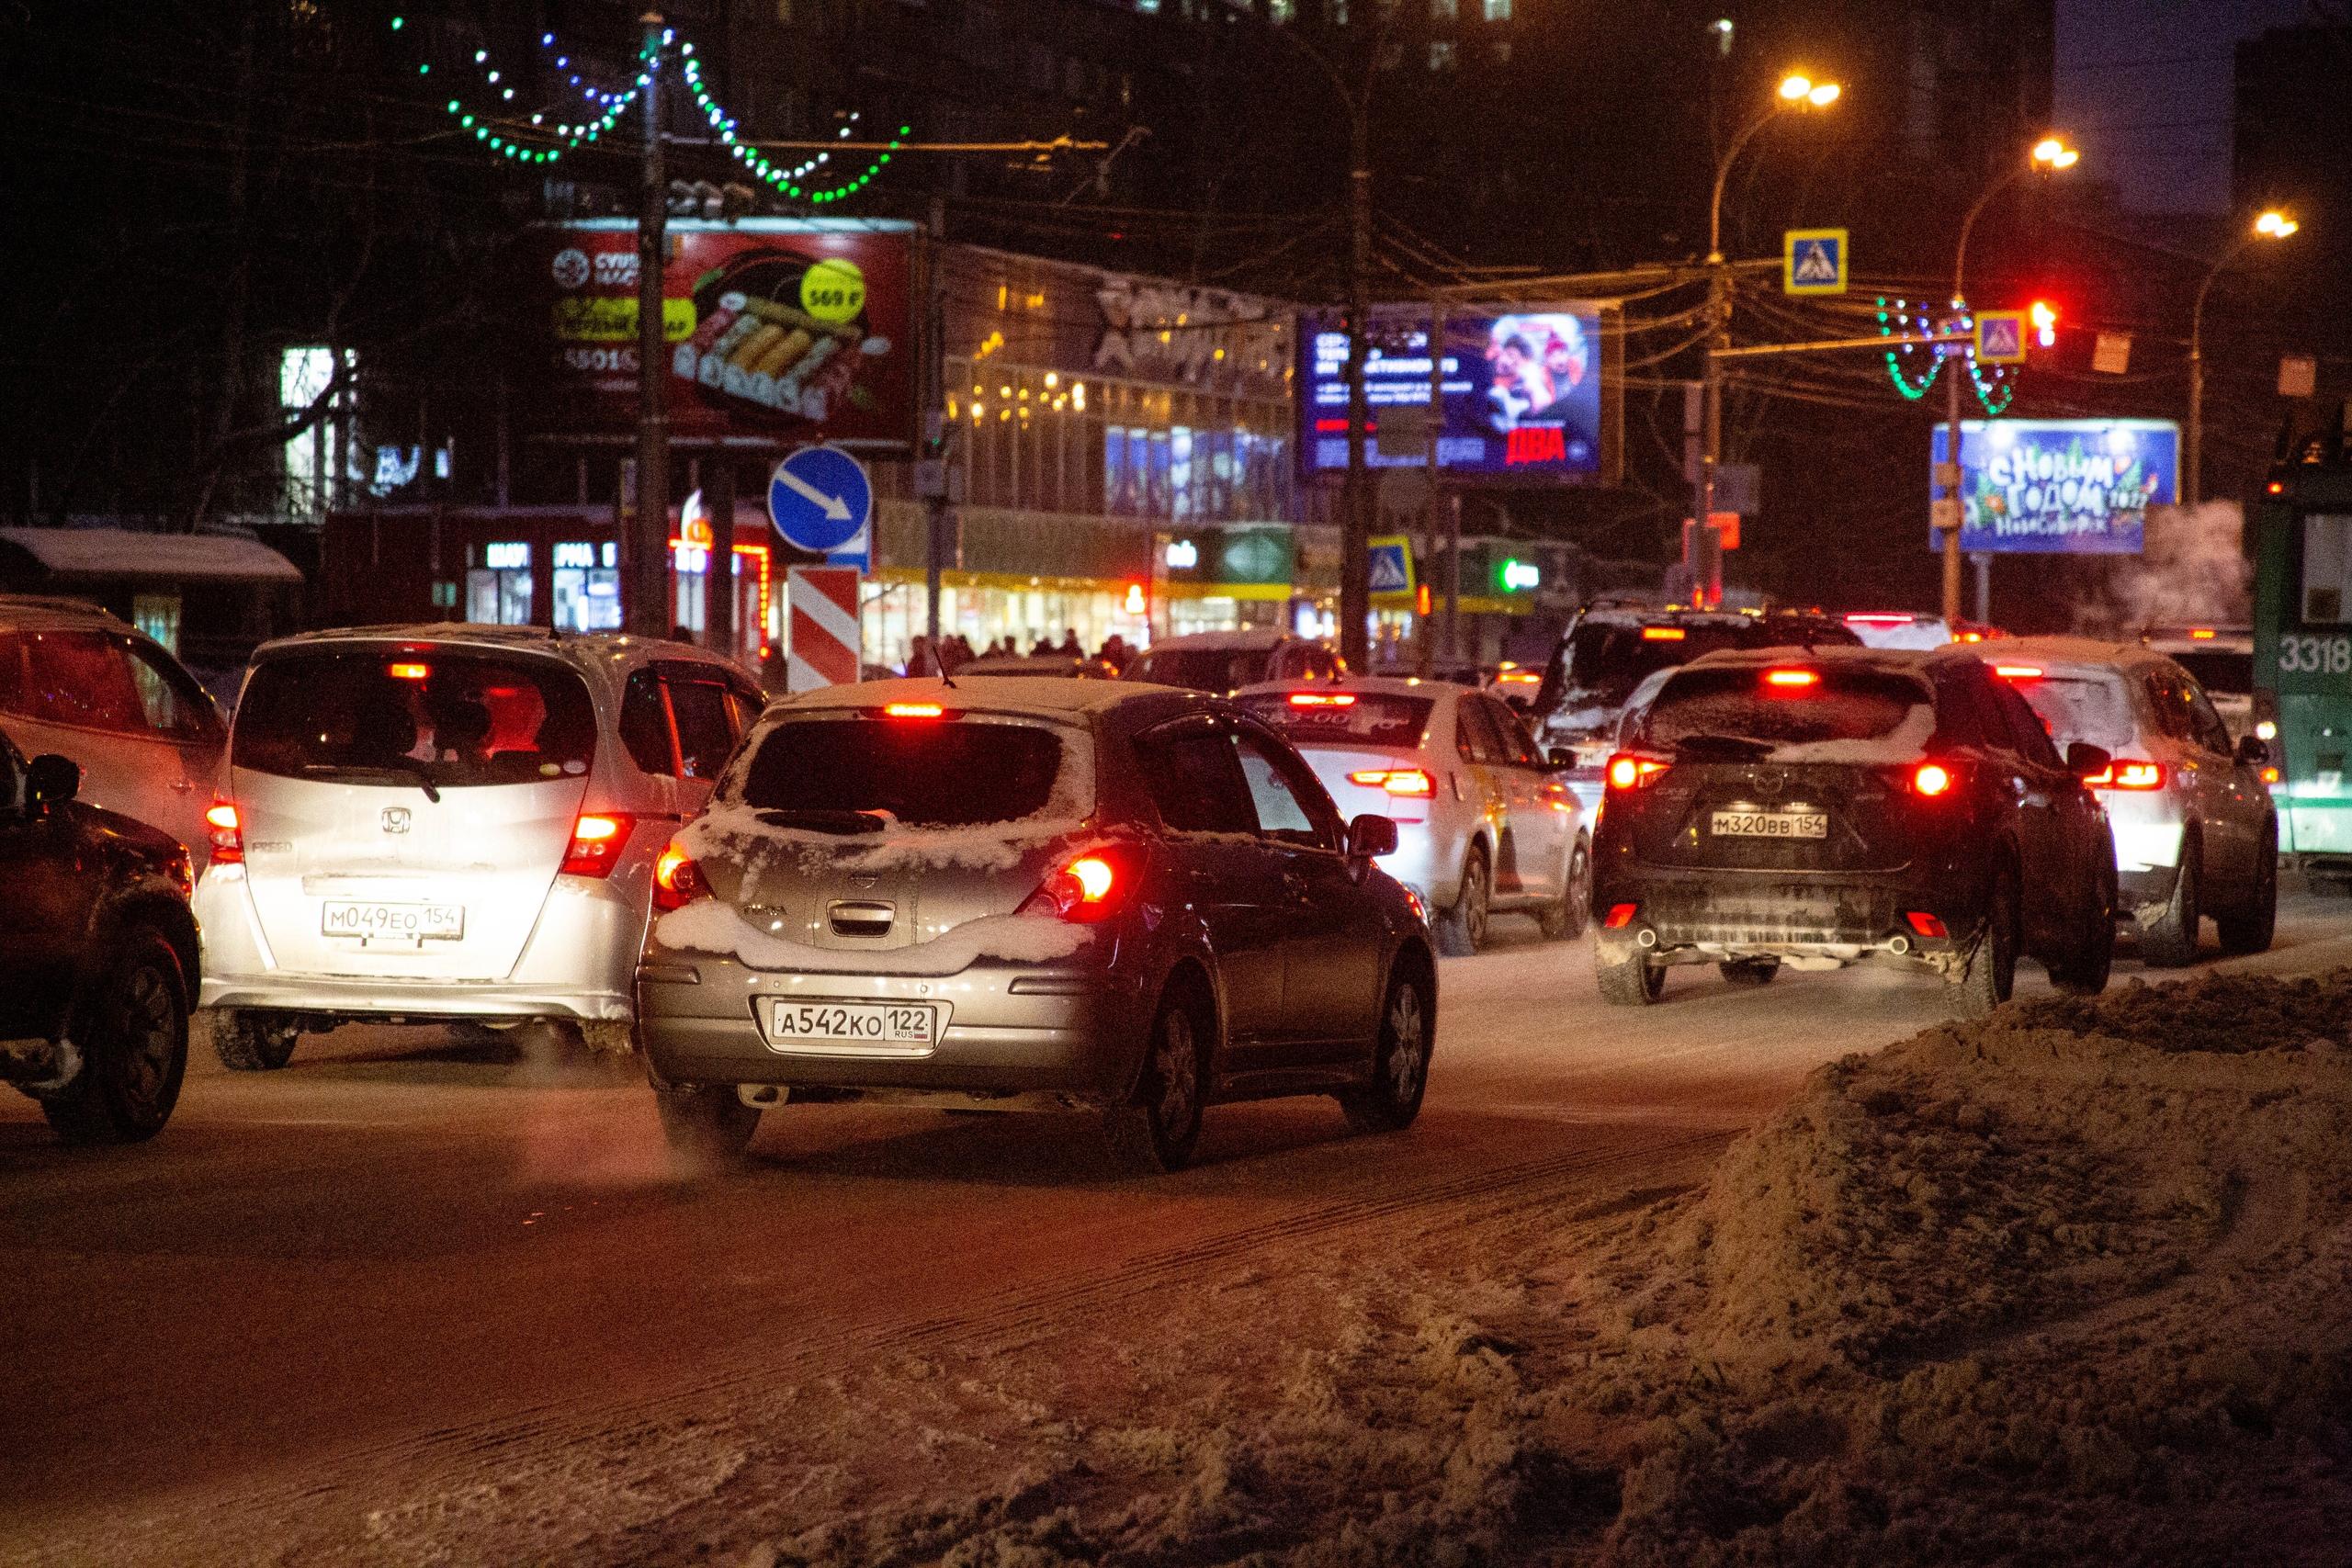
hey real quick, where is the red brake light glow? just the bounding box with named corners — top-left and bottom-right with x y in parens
top-left (205, 799), bottom-right (244, 864)
top-left (1288, 691), bottom-right (1358, 707)
top-left (1603, 902), bottom-right (1640, 930)
top-left (560, 813), bottom-right (633, 877)
top-left (1843, 613), bottom-right (1916, 626)
top-left (1606, 753), bottom-right (1669, 791)
top-left (1640, 626), bottom-right (1687, 641)
top-left (1763, 668), bottom-right (1819, 689)
top-left (2188, 628), bottom-right (2216, 639)
top-left (2085, 760), bottom-right (2165, 791)
top-left (884, 702), bottom-right (944, 719)
top-left (1993, 665), bottom-right (2043, 681)
top-left (651, 840), bottom-right (709, 910)
top-left (1912, 762), bottom-right (1953, 797)
top-left (1348, 768), bottom-right (1435, 798)
top-left (1905, 910), bottom-right (1949, 939)
top-left (1024, 852), bottom-right (1125, 923)
top-left (1498, 670), bottom-right (1540, 685)
top-left (388, 662), bottom-right (430, 681)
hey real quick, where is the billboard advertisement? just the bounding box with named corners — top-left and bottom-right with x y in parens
top-left (1299, 305), bottom-right (1619, 482)
top-left (1930, 418), bottom-right (2177, 555)
top-left (530, 219), bottom-right (917, 447)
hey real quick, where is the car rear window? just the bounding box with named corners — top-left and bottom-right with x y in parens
top-left (2008, 671), bottom-right (2135, 750)
top-left (1132, 648), bottom-right (1264, 693)
top-left (736, 716), bottom-right (1070, 828)
top-left (2168, 649), bottom-right (2252, 695)
top-left (1234, 692), bottom-right (1433, 748)
top-left (1555, 621), bottom-right (1857, 706)
top-left (233, 650), bottom-right (596, 788)
top-left (1637, 666), bottom-right (1932, 754)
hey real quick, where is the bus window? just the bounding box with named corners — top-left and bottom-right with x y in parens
top-left (2303, 513), bottom-right (2352, 624)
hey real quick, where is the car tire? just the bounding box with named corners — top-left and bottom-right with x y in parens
top-left (41, 928), bottom-right (189, 1145)
top-left (1538, 838), bottom-right (1591, 942)
top-left (1339, 963), bottom-right (1433, 1134)
top-left (2217, 824), bottom-right (2278, 955)
top-left (1102, 995), bottom-right (1207, 1176)
top-left (1596, 941), bottom-right (1666, 1006)
top-left (210, 1009), bottom-right (299, 1072)
top-left (1434, 846), bottom-right (1491, 957)
top-left (1719, 957), bottom-right (1780, 987)
top-left (2139, 833), bottom-right (2202, 969)
top-left (2049, 843), bottom-right (2117, 997)
top-left (1957, 863), bottom-right (2019, 1017)
top-left (654, 1085), bottom-right (762, 1170)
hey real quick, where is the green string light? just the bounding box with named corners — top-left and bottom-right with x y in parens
top-left (1876, 295), bottom-right (2013, 412)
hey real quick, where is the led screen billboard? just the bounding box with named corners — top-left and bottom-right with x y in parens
top-left (1299, 305), bottom-right (1619, 482)
top-left (1929, 419), bottom-right (2177, 555)
top-left (528, 219), bottom-right (917, 447)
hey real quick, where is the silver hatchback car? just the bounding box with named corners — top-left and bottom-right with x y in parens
top-left (633, 677), bottom-right (1436, 1173)
top-left (1985, 637), bottom-right (2277, 964)
top-left (193, 626), bottom-right (764, 1069)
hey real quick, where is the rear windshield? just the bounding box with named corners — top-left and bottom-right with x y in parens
top-left (233, 650), bottom-right (596, 788)
top-left (1636, 667), bottom-right (1933, 756)
top-left (1235, 692), bottom-right (1433, 748)
top-left (2011, 673), bottom-right (2135, 750)
top-left (1132, 648), bottom-right (1264, 694)
top-left (1558, 622), bottom-right (1857, 706)
top-left (2169, 649), bottom-right (2252, 695)
top-left (736, 716), bottom-right (1070, 828)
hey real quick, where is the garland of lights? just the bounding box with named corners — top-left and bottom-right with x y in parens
top-left (391, 15), bottom-right (905, 201)
top-left (1874, 297), bottom-right (2015, 416)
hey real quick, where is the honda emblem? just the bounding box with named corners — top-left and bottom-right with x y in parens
top-left (381, 807), bottom-right (411, 834)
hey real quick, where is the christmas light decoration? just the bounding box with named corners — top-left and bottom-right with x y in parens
top-left (1875, 297), bottom-right (2014, 414)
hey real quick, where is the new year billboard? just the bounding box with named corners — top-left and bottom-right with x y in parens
top-left (1929, 419), bottom-right (2177, 555)
top-left (529, 219), bottom-right (917, 447)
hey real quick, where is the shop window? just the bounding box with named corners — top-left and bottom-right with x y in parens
top-left (131, 593), bottom-right (181, 653)
top-left (552, 541), bottom-right (622, 632)
top-left (467, 541), bottom-right (533, 626)
top-left (1483, 0), bottom-right (1510, 17)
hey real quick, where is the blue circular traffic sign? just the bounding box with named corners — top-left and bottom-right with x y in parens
top-left (767, 445), bottom-right (873, 555)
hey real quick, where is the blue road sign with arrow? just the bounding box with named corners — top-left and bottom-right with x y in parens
top-left (768, 445), bottom-right (874, 569)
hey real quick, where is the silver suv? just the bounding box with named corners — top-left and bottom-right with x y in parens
top-left (193, 625), bottom-right (763, 1069)
top-left (1986, 637), bottom-right (2277, 964)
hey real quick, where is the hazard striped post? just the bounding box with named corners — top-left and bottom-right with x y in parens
top-left (786, 567), bottom-right (862, 693)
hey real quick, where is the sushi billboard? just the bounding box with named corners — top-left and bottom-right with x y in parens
top-left (530, 219), bottom-right (918, 448)
top-left (1928, 418), bottom-right (2177, 555)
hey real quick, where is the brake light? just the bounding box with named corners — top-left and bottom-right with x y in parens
top-left (651, 839), bottom-right (710, 910)
top-left (1348, 767), bottom-right (1435, 798)
top-left (884, 702), bottom-right (944, 719)
top-left (1955, 631), bottom-right (1986, 644)
top-left (2189, 628), bottom-right (2216, 639)
top-left (1912, 762), bottom-right (1953, 797)
top-left (2262, 765), bottom-right (2281, 785)
top-left (1641, 626), bottom-right (1686, 641)
top-left (1994, 665), bottom-right (2043, 681)
top-left (1905, 910), bottom-right (1949, 939)
top-left (1763, 668), bottom-right (1819, 689)
top-left (388, 662), bottom-right (430, 681)
top-left (1497, 670), bottom-right (1540, 685)
top-left (1288, 691), bottom-right (1358, 706)
top-left (1605, 753), bottom-right (1669, 790)
top-left (205, 799), bottom-right (244, 865)
top-left (1022, 851), bottom-right (1126, 923)
top-left (560, 812), bottom-right (634, 877)
top-left (1603, 902), bottom-right (1640, 929)
top-left (2085, 760), bottom-right (2165, 791)
top-left (1843, 613), bottom-right (1916, 626)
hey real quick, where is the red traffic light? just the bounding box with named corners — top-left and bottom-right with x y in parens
top-left (2029, 299), bottom-right (2060, 347)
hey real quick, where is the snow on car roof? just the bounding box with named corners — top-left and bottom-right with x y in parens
top-left (785, 673), bottom-right (1209, 718)
top-left (1232, 674), bottom-right (1456, 702)
top-left (253, 624), bottom-right (729, 678)
top-left (1973, 635), bottom-right (2166, 676)
top-left (1139, 629), bottom-right (1295, 651)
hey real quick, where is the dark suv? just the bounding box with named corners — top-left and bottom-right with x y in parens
top-left (1589, 646), bottom-right (2116, 1015)
top-left (0, 727), bottom-right (199, 1142)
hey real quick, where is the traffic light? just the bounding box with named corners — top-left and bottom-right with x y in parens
top-left (2030, 299), bottom-right (2060, 348)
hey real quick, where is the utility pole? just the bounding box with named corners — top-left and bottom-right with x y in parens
top-left (1340, 107), bottom-right (1372, 670)
top-left (1419, 295), bottom-right (1445, 677)
top-left (629, 11), bottom-right (670, 638)
top-left (1939, 315), bottom-right (1965, 628)
top-left (923, 194), bottom-right (948, 652)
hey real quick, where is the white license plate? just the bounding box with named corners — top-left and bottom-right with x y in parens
top-left (1710, 810), bottom-right (1827, 840)
top-left (763, 998), bottom-right (942, 1054)
top-left (322, 901), bottom-right (465, 942)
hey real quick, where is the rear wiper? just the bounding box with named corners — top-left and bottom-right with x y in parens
top-left (301, 760), bottom-right (440, 803)
top-left (753, 808), bottom-right (885, 835)
top-left (1668, 732), bottom-right (1776, 759)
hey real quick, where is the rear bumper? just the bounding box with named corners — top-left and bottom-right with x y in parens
top-left (197, 973), bottom-right (632, 1023)
top-left (633, 943), bottom-right (1150, 1104)
top-left (1593, 864), bottom-right (1972, 970)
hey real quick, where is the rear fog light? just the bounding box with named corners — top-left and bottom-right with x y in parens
top-left (1904, 911), bottom-right (1948, 939)
top-left (1603, 902), bottom-right (1640, 930)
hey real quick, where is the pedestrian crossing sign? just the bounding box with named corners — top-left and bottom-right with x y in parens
top-left (1368, 536), bottom-right (1417, 602)
top-left (1974, 310), bottom-right (2027, 365)
top-left (1782, 229), bottom-right (1848, 296)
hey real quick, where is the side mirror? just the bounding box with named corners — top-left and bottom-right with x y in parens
top-left (2065, 741), bottom-right (2111, 781)
top-left (1346, 813), bottom-right (1398, 861)
top-left (1546, 747), bottom-right (1576, 771)
top-left (26, 753), bottom-right (80, 807)
top-left (2236, 733), bottom-right (2270, 767)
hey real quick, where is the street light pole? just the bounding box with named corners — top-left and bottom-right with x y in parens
top-left (2189, 209), bottom-right (2299, 509)
top-left (629, 12), bottom-right (670, 638)
top-left (1342, 105), bottom-right (1372, 670)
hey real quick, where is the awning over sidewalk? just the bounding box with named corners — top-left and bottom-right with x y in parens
top-left (0, 527), bottom-right (303, 584)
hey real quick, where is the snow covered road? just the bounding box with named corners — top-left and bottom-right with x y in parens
top-left (7, 895), bottom-right (2352, 1563)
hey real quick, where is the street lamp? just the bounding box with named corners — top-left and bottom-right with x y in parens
top-left (1693, 70), bottom-right (1840, 605)
top-left (2188, 208), bottom-right (2299, 507)
top-left (1936, 133), bottom-right (2079, 626)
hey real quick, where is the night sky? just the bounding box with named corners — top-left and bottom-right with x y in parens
top-left (2055, 0), bottom-right (2313, 213)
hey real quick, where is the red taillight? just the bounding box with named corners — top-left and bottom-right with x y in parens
top-left (884, 701), bottom-right (944, 719)
top-left (2085, 760), bottom-right (2164, 791)
top-left (1763, 668), bottom-right (1819, 689)
top-left (1905, 910), bottom-right (1949, 939)
top-left (1640, 626), bottom-right (1686, 641)
top-left (1843, 613), bottom-right (1915, 626)
top-left (1288, 691), bottom-right (1358, 706)
top-left (1023, 851), bottom-right (1125, 923)
top-left (560, 812), bottom-right (633, 877)
top-left (651, 839), bottom-right (709, 910)
top-left (1348, 767), bottom-right (1435, 798)
top-left (205, 799), bottom-right (243, 865)
top-left (1912, 762), bottom-right (1953, 797)
top-left (1994, 664), bottom-right (2043, 681)
top-left (1605, 753), bottom-right (1669, 791)
top-left (388, 661), bottom-right (430, 681)
top-left (1603, 902), bottom-right (1640, 930)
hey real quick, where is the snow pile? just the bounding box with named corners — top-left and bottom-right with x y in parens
top-left (1579, 968), bottom-right (2352, 1564)
top-left (653, 901), bottom-right (1093, 975)
top-left (1767, 704), bottom-right (1935, 765)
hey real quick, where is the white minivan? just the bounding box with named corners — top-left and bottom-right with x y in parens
top-left (193, 625), bottom-right (764, 1069)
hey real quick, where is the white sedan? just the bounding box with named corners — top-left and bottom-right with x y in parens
top-left (1234, 677), bottom-right (1589, 954)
